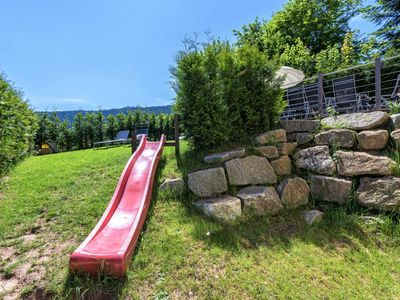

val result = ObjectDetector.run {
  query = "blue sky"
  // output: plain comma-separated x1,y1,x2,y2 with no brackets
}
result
0,0,376,111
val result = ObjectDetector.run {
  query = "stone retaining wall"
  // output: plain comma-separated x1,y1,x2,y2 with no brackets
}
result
162,112,400,222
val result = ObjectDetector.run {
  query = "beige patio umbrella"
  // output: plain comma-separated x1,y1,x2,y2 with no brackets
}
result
276,66,305,88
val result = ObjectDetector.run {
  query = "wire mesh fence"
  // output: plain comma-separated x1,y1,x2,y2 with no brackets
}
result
281,55,400,120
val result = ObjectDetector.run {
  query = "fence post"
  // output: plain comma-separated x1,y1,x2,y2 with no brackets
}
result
174,115,180,156
375,57,382,110
317,73,324,116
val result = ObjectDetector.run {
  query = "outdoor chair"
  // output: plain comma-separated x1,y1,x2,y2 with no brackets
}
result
282,86,308,120
330,75,373,113
381,74,400,109
301,82,337,118
93,130,130,148
133,123,149,140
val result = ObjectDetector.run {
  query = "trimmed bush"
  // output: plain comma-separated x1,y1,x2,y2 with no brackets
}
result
0,73,37,177
172,41,285,150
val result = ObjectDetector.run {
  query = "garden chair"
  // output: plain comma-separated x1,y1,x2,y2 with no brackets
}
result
331,75,373,113
282,86,308,120
93,130,130,148
134,123,149,140
380,74,400,109
303,83,339,118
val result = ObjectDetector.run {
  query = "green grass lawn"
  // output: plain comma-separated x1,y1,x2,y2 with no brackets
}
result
1,143,400,299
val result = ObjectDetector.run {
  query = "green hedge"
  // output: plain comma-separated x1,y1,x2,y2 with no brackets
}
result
0,73,37,177
172,41,285,150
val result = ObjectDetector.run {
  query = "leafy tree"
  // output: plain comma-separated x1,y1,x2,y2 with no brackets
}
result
0,72,37,177
116,113,127,131
314,46,343,73
234,0,362,75
279,39,314,76
35,113,50,146
48,112,60,146
126,111,134,132
73,112,85,149
164,115,172,140
84,113,96,148
236,0,360,55
106,114,117,140
157,114,165,138
364,0,400,52
148,113,157,140
58,121,73,151
172,40,284,149
95,111,104,142
133,111,142,126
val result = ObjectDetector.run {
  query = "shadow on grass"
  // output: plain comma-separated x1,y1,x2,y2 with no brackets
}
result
62,155,167,299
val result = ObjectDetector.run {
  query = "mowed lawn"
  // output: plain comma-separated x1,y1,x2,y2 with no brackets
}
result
1,143,400,299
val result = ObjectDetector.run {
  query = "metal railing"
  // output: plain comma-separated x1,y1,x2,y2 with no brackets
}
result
281,55,400,120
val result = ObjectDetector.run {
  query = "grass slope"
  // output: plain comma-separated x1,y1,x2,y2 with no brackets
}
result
1,143,400,299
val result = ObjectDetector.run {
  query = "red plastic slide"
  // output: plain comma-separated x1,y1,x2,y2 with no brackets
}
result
69,135,165,277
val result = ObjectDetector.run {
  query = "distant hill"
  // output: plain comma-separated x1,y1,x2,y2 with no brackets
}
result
45,105,173,124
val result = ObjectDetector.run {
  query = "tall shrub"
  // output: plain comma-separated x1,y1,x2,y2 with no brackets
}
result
0,73,37,177
173,41,231,150
172,41,284,150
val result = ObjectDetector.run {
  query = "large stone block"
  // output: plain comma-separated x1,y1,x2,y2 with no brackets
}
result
159,178,185,192
321,111,389,130
237,186,283,216
293,146,336,175
281,120,320,133
188,168,228,197
255,129,287,145
303,210,324,225
277,177,310,208
277,143,297,156
336,151,395,176
271,155,292,176
287,132,314,145
310,175,352,204
391,129,400,147
357,176,400,211
204,148,246,164
194,196,241,221
357,130,389,150
225,156,277,186
254,146,279,159
314,129,357,148
390,114,400,130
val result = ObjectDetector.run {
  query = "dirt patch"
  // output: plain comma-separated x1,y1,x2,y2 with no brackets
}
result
0,277,19,294
0,217,76,299
0,247,16,262
25,288,50,300
13,263,32,280
21,233,37,244
81,289,119,300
